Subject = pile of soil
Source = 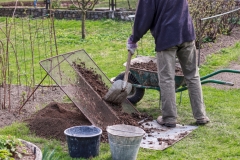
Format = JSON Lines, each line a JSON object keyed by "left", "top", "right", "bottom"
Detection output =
{"left": 25, "top": 102, "right": 91, "bottom": 142}
{"left": 26, "top": 102, "right": 152, "bottom": 142}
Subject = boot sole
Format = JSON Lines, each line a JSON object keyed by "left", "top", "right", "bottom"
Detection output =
{"left": 196, "top": 120, "right": 209, "bottom": 125}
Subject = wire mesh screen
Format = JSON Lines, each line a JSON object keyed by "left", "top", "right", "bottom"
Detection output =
{"left": 40, "top": 49, "right": 138, "bottom": 128}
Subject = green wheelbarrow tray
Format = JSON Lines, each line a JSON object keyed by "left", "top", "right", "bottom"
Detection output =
{"left": 123, "top": 55, "right": 240, "bottom": 92}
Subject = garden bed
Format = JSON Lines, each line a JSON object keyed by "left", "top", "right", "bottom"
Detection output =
{"left": 0, "top": 136, "right": 42, "bottom": 160}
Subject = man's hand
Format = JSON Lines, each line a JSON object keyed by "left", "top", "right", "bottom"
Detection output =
{"left": 126, "top": 38, "right": 137, "bottom": 54}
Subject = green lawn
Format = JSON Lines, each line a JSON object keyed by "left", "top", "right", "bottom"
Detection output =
{"left": 0, "top": 17, "right": 240, "bottom": 159}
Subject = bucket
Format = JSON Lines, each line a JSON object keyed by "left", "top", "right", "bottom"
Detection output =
{"left": 64, "top": 125, "right": 102, "bottom": 158}
{"left": 107, "top": 124, "right": 145, "bottom": 160}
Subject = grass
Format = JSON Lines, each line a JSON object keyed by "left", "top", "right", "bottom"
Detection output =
{"left": 0, "top": 17, "right": 155, "bottom": 85}
{"left": 0, "top": 17, "right": 240, "bottom": 159}
{"left": 53, "top": 19, "right": 155, "bottom": 78}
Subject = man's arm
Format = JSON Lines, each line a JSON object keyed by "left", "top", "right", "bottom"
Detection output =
{"left": 130, "top": 0, "right": 156, "bottom": 43}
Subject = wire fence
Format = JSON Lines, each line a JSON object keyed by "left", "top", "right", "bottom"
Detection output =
{"left": 0, "top": 14, "right": 58, "bottom": 109}
{"left": 197, "top": 7, "right": 240, "bottom": 66}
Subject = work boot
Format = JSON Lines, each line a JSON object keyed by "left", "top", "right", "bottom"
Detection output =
{"left": 157, "top": 116, "right": 176, "bottom": 128}
{"left": 196, "top": 117, "right": 210, "bottom": 125}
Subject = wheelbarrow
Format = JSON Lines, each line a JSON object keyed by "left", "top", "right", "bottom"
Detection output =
{"left": 113, "top": 56, "right": 240, "bottom": 104}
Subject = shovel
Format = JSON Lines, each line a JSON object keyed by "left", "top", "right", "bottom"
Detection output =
{"left": 103, "top": 51, "right": 133, "bottom": 104}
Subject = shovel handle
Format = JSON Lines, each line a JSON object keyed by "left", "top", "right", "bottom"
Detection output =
{"left": 122, "top": 51, "right": 132, "bottom": 89}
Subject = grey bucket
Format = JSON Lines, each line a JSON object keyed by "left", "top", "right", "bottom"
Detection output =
{"left": 64, "top": 125, "right": 102, "bottom": 158}
{"left": 107, "top": 124, "right": 145, "bottom": 160}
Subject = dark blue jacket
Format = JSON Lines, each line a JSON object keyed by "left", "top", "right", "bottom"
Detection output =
{"left": 130, "top": 0, "right": 196, "bottom": 52}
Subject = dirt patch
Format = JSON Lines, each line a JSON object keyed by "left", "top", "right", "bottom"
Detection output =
{"left": 0, "top": 85, "right": 65, "bottom": 128}
{"left": 203, "top": 62, "right": 240, "bottom": 89}
{"left": 198, "top": 27, "right": 240, "bottom": 65}
{"left": 198, "top": 27, "right": 240, "bottom": 89}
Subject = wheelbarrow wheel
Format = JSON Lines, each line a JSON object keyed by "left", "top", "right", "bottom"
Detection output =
{"left": 114, "top": 72, "right": 145, "bottom": 104}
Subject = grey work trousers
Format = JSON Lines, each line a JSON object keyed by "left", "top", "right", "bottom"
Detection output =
{"left": 156, "top": 41, "right": 207, "bottom": 123}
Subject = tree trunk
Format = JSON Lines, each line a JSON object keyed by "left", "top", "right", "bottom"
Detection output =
{"left": 127, "top": 0, "right": 131, "bottom": 9}
{"left": 81, "top": 11, "right": 86, "bottom": 39}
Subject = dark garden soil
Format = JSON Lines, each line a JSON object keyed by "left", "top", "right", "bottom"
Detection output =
{"left": 130, "top": 60, "right": 183, "bottom": 75}
{"left": 25, "top": 102, "right": 92, "bottom": 142}
{"left": 72, "top": 61, "right": 109, "bottom": 98}
{"left": 26, "top": 101, "right": 152, "bottom": 143}
{"left": 131, "top": 60, "right": 158, "bottom": 71}
{"left": 0, "top": 27, "right": 240, "bottom": 146}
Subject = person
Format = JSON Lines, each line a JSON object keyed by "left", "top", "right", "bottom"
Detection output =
{"left": 33, "top": 0, "right": 37, "bottom": 8}
{"left": 45, "top": 0, "right": 50, "bottom": 9}
{"left": 127, "top": 0, "right": 209, "bottom": 128}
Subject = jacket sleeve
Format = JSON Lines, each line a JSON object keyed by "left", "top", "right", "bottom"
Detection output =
{"left": 130, "top": 0, "right": 156, "bottom": 43}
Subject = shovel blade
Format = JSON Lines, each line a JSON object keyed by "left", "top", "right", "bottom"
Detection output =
{"left": 103, "top": 80, "right": 132, "bottom": 104}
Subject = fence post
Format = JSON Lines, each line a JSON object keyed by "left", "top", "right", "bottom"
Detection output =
{"left": 198, "top": 18, "right": 202, "bottom": 67}
{"left": 45, "top": 0, "right": 50, "bottom": 9}
{"left": 109, "top": 0, "right": 116, "bottom": 11}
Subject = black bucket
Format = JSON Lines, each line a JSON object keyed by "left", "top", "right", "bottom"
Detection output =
{"left": 64, "top": 126, "right": 102, "bottom": 158}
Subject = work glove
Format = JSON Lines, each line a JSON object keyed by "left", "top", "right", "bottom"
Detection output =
{"left": 126, "top": 38, "right": 137, "bottom": 55}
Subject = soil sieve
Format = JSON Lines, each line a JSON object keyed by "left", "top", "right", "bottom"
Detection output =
{"left": 39, "top": 49, "right": 138, "bottom": 129}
